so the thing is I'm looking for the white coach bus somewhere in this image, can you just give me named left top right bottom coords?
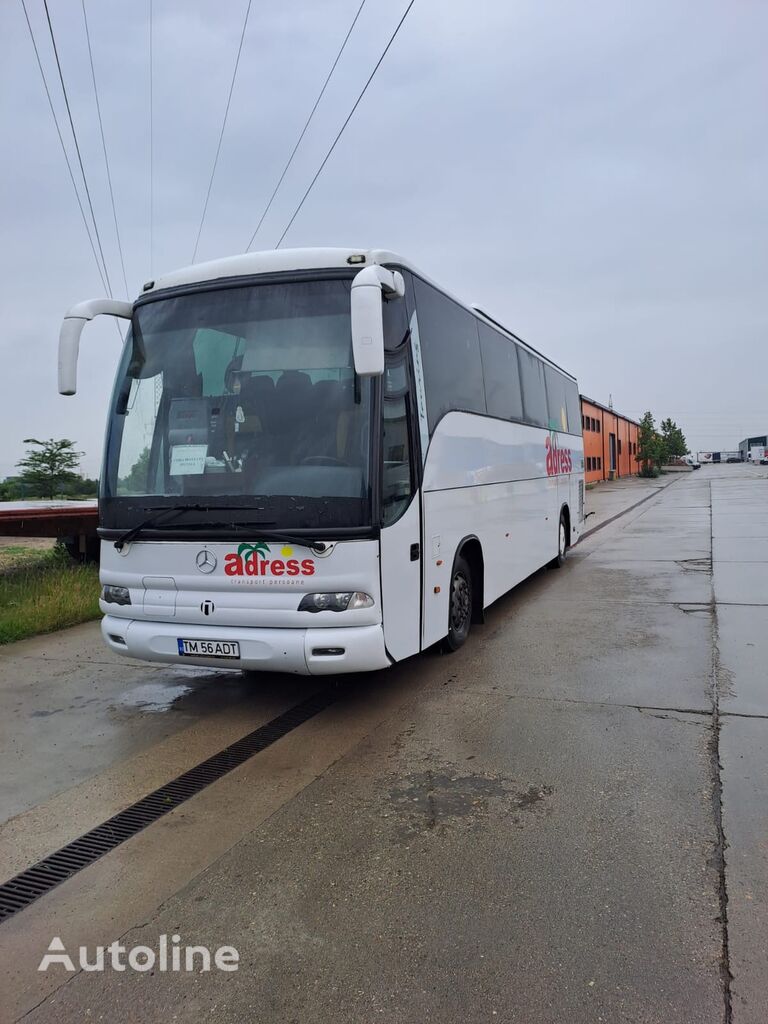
left=58, top=248, right=584, bottom=675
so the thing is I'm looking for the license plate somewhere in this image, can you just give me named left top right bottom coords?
left=177, top=638, right=241, bottom=659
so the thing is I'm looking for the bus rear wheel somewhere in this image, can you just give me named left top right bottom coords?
left=549, top=512, right=569, bottom=569
left=442, top=554, right=472, bottom=652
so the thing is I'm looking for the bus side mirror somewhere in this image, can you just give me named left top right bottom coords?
left=58, top=298, right=132, bottom=395
left=350, top=266, right=404, bottom=378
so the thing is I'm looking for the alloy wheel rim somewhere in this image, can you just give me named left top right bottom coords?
left=451, top=572, right=470, bottom=631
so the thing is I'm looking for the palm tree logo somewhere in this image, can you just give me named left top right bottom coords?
left=237, top=541, right=270, bottom=568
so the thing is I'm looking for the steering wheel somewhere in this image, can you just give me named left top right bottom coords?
left=300, top=455, right=347, bottom=467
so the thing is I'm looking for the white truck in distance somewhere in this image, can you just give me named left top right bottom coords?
left=58, top=248, right=584, bottom=675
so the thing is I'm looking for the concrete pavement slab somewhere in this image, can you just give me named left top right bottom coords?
left=713, top=538, right=768, bottom=563
left=22, top=689, right=723, bottom=1024
left=720, top=717, right=768, bottom=1024
left=712, top=518, right=768, bottom=539
left=713, top=563, right=768, bottom=607
left=0, top=625, right=314, bottom=823
left=717, top=605, right=768, bottom=717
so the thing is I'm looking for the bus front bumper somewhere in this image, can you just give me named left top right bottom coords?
left=101, top=615, right=391, bottom=676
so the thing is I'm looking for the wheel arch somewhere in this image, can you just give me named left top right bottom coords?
left=559, top=503, right=572, bottom=546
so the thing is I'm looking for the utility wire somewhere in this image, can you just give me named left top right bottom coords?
left=149, top=0, right=153, bottom=275
left=42, top=0, right=114, bottom=296
left=19, top=0, right=109, bottom=294
left=81, top=0, right=129, bottom=299
left=275, top=0, right=415, bottom=249
left=244, top=0, right=366, bottom=253
left=191, top=0, right=254, bottom=263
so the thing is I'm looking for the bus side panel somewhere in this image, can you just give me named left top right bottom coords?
left=553, top=431, right=584, bottom=545
left=420, top=413, right=568, bottom=649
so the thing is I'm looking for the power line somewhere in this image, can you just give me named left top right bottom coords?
left=244, top=0, right=366, bottom=253
left=19, top=0, right=109, bottom=294
left=42, top=0, right=114, bottom=296
left=274, top=0, right=416, bottom=249
left=191, top=0, right=254, bottom=263
left=81, top=0, right=129, bottom=298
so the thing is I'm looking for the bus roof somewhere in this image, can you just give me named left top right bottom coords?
left=144, top=247, right=577, bottom=383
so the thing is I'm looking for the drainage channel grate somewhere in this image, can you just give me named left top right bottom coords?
left=0, top=689, right=338, bottom=924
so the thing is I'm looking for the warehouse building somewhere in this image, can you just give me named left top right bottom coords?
left=580, top=396, right=639, bottom=483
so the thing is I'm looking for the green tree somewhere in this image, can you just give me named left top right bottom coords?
left=118, top=447, right=151, bottom=494
left=60, top=475, right=98, bottom=498
left=636, top=412, right=666, bottom=477
left=660, top=418, right=688, bottom=461
left=0, top=477, right=25, bottom=501
left=16, top=438, right=84, bottom=499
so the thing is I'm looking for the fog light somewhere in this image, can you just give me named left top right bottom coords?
left=298, top=592, right=373, bottom=613
left=102, top=585, right=131, bottom=606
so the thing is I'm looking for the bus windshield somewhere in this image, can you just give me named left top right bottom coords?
left=103, top=277, right=373, bottom=532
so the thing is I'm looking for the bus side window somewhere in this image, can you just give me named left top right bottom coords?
left=412, top=276, right=486, bottom=431
left=478, top=322, right=523, bottom=421
left=518, top=348, right=548, bottom=428
left=382, top=356, right=414, bottom=525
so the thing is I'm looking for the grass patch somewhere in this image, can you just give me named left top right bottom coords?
left=0, top=545, right=100, bottom=645
left=0, top=543, right=54, bottom=573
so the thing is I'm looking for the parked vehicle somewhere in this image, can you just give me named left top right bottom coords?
left=58, top=248, right=584, bottom=674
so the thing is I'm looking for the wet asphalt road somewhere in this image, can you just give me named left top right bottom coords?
left=1, top=465, right=767, bottom=1023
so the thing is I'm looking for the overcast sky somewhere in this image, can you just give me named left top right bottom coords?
left=1, top=0, right=766, bottom=479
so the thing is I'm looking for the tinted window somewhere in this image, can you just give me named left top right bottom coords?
left=545, top=365, right=570, bottom=433
left=478, top=322, right=523, bottom=421
left=382, top=354, right=414, bottom=525
left=382, top=280, right=409, bottom=351
left=413, top=278, right=485, bottom=431
left=518, top=348, right=548, bottom=428
left=565, top=381, right=581, bottom=436
left=105, top=279, right=372, bottom=529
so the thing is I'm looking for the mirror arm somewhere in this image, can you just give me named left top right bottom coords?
left=351, top=265, right=405, bottom=298
left=349, top=266, right=404, bottom=379
left=58, top=298, right=132, bottom=396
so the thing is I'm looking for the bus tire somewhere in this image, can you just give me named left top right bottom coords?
left=442, top=554, right=473, bottom=652
left=549, top=512, right=569, bottom=569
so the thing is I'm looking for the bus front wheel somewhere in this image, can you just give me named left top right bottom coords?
left=443, top=554, right=473, bottom=652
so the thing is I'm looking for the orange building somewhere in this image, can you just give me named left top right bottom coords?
left=580, top=396, right=639, bottom=484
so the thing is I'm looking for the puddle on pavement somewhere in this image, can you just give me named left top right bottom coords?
left=114, top=681, right=196, bottom=712
left=110, top=667, right=266, bottom=715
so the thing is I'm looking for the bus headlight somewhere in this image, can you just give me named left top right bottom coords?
left=298, top=592, right=374, bottom=613
left=102, top=585, right=131, bottom=606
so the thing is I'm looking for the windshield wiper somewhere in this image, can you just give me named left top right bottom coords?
left=113, top=505, right=275, bottom=550
left=228, top=528, right=325, bottom=549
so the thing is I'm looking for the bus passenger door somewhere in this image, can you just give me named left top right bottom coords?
left=379, top=352, right=422, bottom=662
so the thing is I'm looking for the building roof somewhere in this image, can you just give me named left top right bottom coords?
left=579, top=394, right=639, bottom=425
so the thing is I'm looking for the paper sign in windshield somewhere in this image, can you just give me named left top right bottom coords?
left=170, top=445, right=207, bottom=475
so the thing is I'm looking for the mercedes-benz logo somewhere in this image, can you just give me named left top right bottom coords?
left=195, top=549, right=217, bottom=574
